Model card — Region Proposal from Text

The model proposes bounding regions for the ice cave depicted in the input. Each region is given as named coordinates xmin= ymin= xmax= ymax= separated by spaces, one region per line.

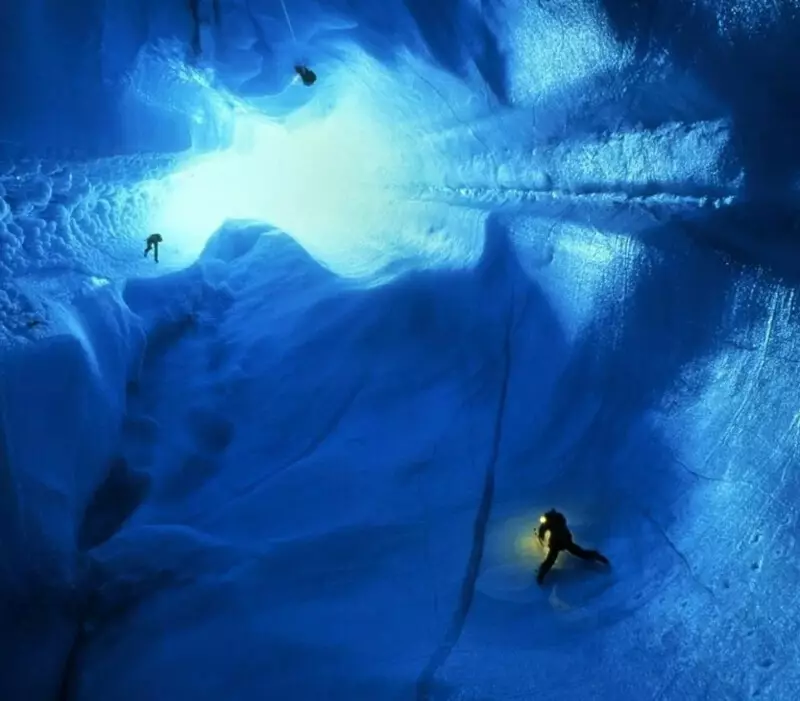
xmin=2 ymin=0 xmax=800 ymax=699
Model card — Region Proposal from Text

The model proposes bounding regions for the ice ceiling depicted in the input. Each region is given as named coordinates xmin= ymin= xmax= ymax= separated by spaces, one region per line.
xmin=4 ymin=0 xmax=800 ymax=699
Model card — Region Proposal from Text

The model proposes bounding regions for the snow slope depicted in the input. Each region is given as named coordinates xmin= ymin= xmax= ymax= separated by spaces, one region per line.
xmin=3 ymin=0 xmax=800 ymax=700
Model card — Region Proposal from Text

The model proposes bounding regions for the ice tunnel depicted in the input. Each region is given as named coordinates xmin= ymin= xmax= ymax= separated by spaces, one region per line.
xmin=3 ymin=0 xmax=800 ymax=699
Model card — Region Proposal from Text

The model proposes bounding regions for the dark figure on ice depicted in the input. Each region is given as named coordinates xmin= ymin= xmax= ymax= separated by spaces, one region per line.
xmin=536 ymin=509 xmax=609 ymax=584
xmin=295 ymin=65 xmax=317 ymax=86
xmin=144 ymin=233 xmax=163 ymax=263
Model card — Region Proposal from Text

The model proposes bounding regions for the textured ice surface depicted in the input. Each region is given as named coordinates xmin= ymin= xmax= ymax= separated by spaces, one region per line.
xmin=3 ymin=0 xmax=800 ymax=700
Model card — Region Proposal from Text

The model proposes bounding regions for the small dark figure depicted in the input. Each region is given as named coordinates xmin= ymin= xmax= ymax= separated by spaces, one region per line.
xmin=536 ymin=509 xmax=609 ymax=585
xmin=144 ymin=233 xmax=163 ymax=263
xmin=295 ymin=65 xmax=317 ymax=86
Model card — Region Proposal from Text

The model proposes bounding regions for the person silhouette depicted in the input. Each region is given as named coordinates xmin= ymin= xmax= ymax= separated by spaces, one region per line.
xmin=294 ymin=65 xmax=317 ymax=86
xmin=144 ymin=233 xmax=163 ymax=263
xmin=536 ymin=509 xmax=609 ymax=584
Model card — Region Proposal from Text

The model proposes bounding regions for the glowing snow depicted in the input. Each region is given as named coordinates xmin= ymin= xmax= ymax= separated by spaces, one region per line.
xmin=146 ymin=88 xmax=409 ymax=272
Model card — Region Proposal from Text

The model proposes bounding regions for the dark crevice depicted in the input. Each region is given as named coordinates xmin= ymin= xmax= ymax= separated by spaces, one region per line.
xmin=77 ymin=456 xmax=151 ymax=551
xmin=415 ymin=296 xmax=515 ymax=701
xmin=188 ymin=0 xmax=201 ymax=57
xmin=127 ymin=312 xmax=200 ymax=394
xmin=57 ymin=619 xmax=87 ymax=701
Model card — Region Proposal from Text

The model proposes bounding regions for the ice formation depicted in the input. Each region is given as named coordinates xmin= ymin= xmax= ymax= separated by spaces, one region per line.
xmin=2 ymin=1 xmax=800 ymax=699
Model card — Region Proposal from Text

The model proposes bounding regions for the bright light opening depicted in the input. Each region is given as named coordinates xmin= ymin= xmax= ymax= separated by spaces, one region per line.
xmin=145 ymin=81 xmax=414 ymax=275
xmin=141 ymin=51 xmax=489 ymax=280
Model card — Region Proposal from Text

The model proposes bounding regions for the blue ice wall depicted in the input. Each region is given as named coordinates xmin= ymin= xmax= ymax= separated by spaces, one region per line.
xmin=3 ymin=1 xmax=800 ymax=700
xmin=0 ymin=286 xmax=145 ymax=699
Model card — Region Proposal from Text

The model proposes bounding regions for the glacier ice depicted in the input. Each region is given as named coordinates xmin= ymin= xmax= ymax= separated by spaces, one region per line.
xmin=3 ymin=0 xmax=800 ymax=700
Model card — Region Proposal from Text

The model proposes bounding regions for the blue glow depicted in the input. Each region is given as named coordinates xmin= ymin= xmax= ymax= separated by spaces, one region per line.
xmin=6 ymin=1 xmax=800 ymax=700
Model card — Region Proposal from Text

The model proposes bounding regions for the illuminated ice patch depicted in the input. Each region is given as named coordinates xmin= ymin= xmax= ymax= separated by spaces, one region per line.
xmin=143 ymin=51 xmax=493 ymax=281
xmin=146 ymin=87 xmax=421 ymax=276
